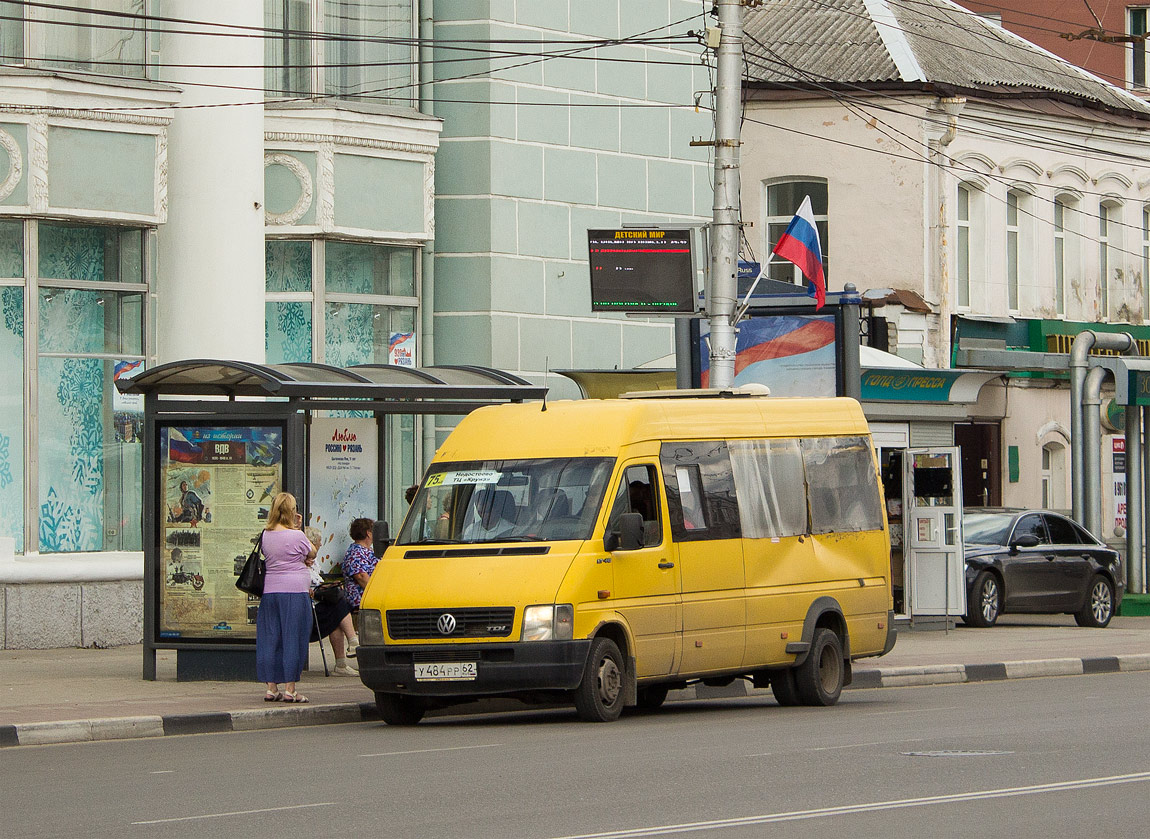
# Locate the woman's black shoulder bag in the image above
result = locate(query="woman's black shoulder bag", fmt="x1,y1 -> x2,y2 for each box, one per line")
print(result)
235,532 -> 265,596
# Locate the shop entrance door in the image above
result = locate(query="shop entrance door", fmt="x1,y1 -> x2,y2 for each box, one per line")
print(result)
903,448 -> 966,619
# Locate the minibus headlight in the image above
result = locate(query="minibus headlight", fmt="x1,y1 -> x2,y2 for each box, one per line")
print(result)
522,604 -> 574,641
359,609 -> 385,645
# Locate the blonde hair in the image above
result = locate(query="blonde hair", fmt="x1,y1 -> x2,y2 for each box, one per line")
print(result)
304,526 -> 322,548
265,492 -> 298,530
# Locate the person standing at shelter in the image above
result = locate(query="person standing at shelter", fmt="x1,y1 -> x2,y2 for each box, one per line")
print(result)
257,492 -> 316,703
342,517 -> 378,610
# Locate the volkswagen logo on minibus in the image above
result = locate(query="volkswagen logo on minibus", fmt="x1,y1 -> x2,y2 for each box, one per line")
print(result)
437,613 -> 457,635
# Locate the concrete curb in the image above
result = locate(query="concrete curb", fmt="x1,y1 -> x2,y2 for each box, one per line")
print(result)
4,654 -> 1149,748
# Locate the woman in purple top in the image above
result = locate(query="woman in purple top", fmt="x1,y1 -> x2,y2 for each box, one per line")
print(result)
256,492 -> 317,703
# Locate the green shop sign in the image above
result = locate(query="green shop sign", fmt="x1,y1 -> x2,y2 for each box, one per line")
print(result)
861,369 -> 965,402
1131,371 -> 1150,406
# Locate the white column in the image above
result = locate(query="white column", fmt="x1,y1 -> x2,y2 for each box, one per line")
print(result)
157,2 -> 266,363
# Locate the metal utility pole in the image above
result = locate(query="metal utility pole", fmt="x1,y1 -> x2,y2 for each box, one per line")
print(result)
707,0 -> 744,388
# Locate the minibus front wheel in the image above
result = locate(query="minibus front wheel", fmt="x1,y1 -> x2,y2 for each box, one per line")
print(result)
375,691 -> 426,726
574,637 -> 626,722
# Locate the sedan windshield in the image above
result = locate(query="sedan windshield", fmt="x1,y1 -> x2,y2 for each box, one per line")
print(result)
397,457 -> 615,545
963,512 -> 1014,546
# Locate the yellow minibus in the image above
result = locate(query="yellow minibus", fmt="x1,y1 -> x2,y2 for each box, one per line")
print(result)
357,389 -> 895,724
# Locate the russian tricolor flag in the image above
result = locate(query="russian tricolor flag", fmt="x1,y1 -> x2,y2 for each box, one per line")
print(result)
772,195 -> 826,310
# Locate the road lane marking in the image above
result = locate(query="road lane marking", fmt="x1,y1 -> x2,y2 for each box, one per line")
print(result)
359,743 -> 503,758
132,802 -> 334,825
148,770 -> 174,774
863,706 -> 959,716
746,737 -> 926,757
548,771 -> 1150,838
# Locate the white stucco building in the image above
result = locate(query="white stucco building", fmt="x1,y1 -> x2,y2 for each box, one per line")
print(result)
741,0 -> 1150,540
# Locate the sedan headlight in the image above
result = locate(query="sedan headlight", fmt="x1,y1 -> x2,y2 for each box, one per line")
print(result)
359,608 -> 385,645
522,604 -> 574,641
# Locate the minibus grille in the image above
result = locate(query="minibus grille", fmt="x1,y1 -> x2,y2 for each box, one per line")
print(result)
387,607 -> 516,639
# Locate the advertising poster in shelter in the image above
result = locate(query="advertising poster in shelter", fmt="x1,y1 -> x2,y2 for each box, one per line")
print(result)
158,425 -> 283,641
308,418 -> 379,573
699,313 -> 837,397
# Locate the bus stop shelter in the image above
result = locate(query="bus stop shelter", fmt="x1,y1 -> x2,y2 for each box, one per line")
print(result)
117,359 -> 546,680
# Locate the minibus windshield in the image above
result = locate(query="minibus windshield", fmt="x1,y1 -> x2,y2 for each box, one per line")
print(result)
397,457 -> 615,545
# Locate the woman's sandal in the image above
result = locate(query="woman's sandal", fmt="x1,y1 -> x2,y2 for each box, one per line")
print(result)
283,692 -> 309,703
264,690 -> 283,702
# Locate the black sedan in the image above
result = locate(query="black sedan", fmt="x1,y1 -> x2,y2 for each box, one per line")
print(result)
963,508 -> 1124,628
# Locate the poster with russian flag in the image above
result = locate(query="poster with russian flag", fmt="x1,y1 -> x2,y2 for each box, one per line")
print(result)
772,195 -> 826,309
388,331 -> 415,367
700,314 -> 837,396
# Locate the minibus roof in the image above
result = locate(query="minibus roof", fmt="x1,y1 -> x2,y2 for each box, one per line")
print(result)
433,396 -> 870,462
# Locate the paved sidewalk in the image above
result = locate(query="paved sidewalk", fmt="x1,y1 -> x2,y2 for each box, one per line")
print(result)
2,614 -> 1148,747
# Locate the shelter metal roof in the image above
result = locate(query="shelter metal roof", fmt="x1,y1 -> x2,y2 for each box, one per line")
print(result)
117,359 -> 547,405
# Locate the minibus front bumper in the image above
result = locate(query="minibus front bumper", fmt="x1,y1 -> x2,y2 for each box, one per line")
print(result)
357,640 -> 593,697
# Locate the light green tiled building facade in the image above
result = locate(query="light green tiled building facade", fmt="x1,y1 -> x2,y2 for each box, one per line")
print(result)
431,1 -> 712,401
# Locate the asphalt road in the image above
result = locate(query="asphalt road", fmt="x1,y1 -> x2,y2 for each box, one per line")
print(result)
7,672 -> 1150,839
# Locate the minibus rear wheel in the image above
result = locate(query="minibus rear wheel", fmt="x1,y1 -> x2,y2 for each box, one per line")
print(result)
375,691 -> 426,725
794,628 -> 844,706
574,637 -> 626,722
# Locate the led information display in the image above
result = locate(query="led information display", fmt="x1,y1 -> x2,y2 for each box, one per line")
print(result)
588,228 -> 696,313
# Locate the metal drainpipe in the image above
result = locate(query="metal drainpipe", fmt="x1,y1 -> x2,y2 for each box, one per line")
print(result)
1083,365 -> 1108,538
1070,331 -> 1137,523
419,0 -> 437,468
1127,401 -> 1144,595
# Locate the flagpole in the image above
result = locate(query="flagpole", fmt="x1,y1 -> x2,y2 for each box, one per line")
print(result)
706,0 -> 744,389
733,253 -> 777,324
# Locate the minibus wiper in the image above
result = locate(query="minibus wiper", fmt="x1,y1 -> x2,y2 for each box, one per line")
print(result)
498,535 -> 546,542
410,538 -> 464,545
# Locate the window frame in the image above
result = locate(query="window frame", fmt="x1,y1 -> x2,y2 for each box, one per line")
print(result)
1099,200 -> 1123,321
264,0 -> 418,103
764,179 -> 829,286
9,218 -> 154,554
265,237 -> 420,366
5,1 -> 152,80
1130,7 -> 1148,90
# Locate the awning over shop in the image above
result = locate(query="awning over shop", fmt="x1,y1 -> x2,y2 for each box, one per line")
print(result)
860,367 -> 1003,403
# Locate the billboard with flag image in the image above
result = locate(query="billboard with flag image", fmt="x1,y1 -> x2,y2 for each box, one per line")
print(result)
699,314 -> 837,397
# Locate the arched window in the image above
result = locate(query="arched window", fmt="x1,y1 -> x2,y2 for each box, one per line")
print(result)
1042,442 -> 1067,510
765,180 -> 828,285
1143,205 -> 1150,318
1006,190 -> 1023,312
1054,197 -> 1069,316
957,183 -> 984,309
1099,201 -> 1123,320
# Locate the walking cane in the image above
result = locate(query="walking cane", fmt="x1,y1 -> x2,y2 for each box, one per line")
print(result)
311,598 -> 330,677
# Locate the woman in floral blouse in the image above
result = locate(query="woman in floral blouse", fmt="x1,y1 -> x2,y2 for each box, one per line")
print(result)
342,517 -> 378,609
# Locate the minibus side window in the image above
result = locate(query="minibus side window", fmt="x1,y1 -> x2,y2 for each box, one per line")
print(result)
729,438 -> 807,538
605,465 -> 663,547
660,442 -> 741,541
801,436 -> 884,534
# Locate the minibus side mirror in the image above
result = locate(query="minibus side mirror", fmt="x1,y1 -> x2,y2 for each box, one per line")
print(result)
372,520 -> 390,558
605,512 -> 644,553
